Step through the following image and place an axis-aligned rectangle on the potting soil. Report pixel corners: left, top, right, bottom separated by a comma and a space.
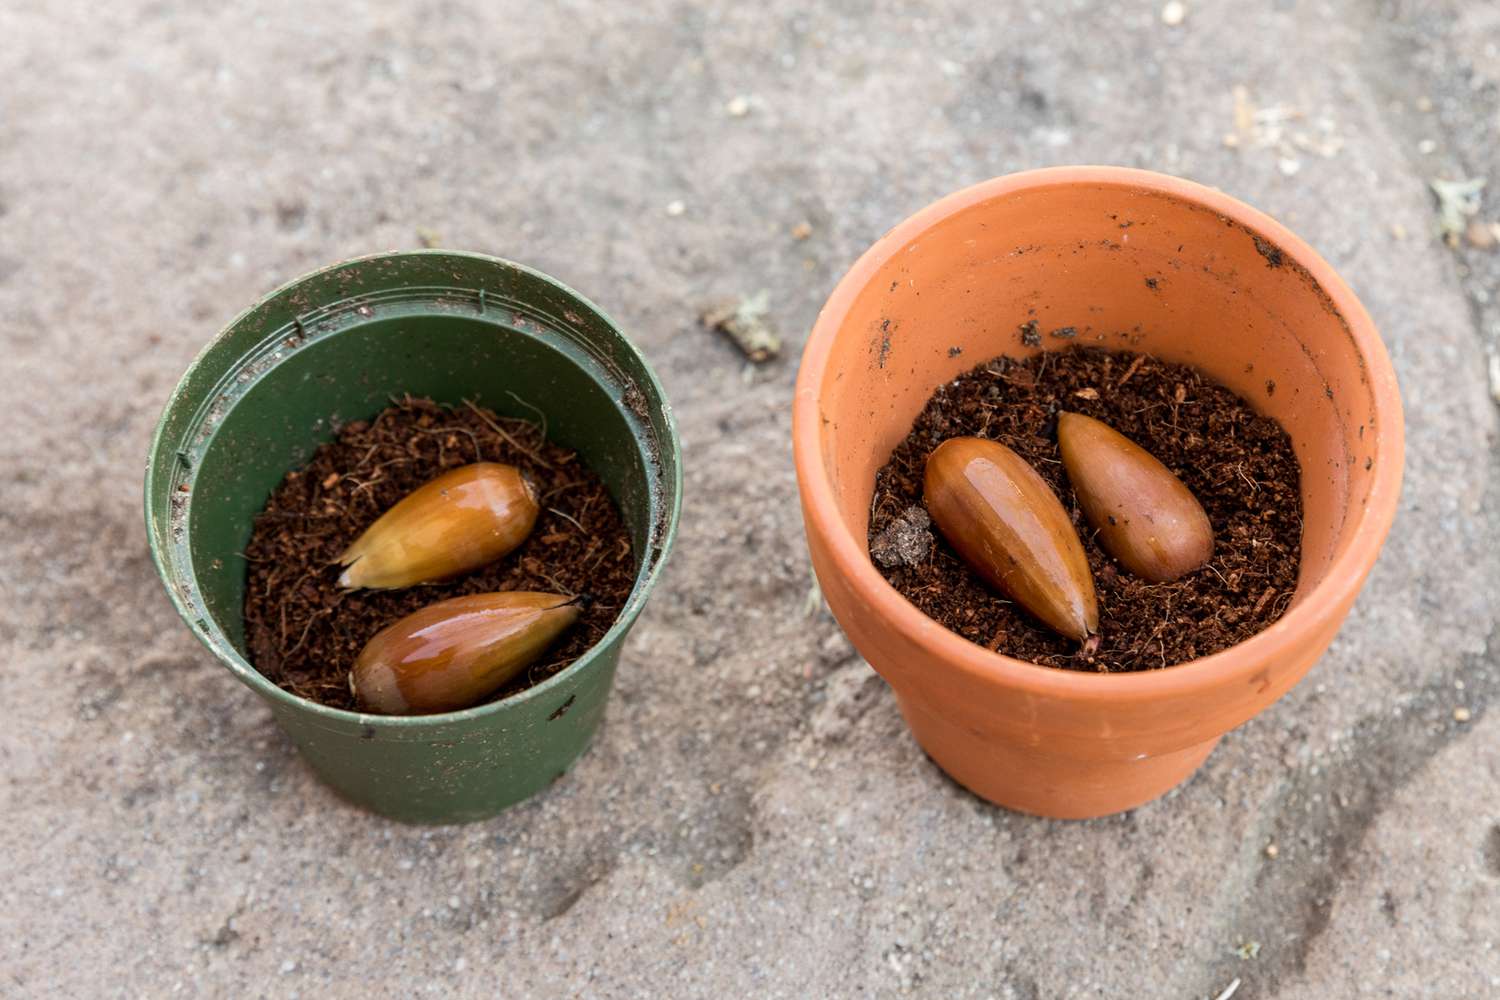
242, 396, 636, 709
869, 345, 1302, 672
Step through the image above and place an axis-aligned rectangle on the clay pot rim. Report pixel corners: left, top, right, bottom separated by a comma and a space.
793, 166, 1404, 704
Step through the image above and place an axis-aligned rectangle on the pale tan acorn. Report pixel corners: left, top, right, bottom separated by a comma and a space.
338, 462, 539, 590
923, 437, 1098, 641
1057, 411, 1214, 582
350, 592, 581, 715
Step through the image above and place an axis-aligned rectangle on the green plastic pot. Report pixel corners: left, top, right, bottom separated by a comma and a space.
145, 251, 681, 824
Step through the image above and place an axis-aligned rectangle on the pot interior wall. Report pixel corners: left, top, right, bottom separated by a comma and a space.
814, 181, 1387, 602
185, 315, 651, 654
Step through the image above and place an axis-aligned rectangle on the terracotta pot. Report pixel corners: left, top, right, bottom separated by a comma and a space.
793, 167, 1403, 819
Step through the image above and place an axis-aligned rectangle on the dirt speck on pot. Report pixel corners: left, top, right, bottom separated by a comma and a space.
1253, 234, 1285, 268
874, 318, 893, 368
622, 382, 651, 419
869, 346, 1302, 672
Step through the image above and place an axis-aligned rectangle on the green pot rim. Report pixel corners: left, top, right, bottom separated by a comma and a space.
144, 249, 683, 732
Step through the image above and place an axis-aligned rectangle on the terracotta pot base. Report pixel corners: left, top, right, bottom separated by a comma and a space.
898, 692, 1219, 819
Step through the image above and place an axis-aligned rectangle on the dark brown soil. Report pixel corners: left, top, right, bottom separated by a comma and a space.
869, 346, 1302, 672
242, 396, 634, 709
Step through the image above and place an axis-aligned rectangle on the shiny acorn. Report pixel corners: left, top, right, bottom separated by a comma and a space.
350, 592, 581, 715
923, 436, 1098, 641
1057, 411, 1213, 582
338, 462, 540, 590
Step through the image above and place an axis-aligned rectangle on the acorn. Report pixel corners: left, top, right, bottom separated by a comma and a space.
1057, 411, 1213, 582
350, 592, 581, 715
923, 437, 1098, 641
338, 462, 539, 590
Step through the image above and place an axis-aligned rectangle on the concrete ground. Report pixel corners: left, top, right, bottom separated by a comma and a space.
3, 1, 1498, 996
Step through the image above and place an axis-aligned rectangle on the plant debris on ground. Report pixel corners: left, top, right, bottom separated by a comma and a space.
869, 346, 1303, 672
701, 291, 781, 362
1431, 176, 1486, 245
242, 396, 635, 710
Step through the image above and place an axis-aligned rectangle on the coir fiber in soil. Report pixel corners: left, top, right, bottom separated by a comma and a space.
242, 396, 634, 709
869, 346, 1302, 672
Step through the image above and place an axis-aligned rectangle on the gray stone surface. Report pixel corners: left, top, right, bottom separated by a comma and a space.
2, 1, 1497, 996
